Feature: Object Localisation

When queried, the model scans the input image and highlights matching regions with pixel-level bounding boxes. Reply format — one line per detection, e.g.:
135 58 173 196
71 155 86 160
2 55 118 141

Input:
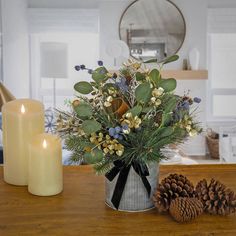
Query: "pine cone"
169 197 203 223
153 173 195 212
196 179 236 215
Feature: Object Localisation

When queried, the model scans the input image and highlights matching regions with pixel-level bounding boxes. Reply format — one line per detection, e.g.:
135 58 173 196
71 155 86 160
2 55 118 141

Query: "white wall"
2 0 30 98
99 1 131 68
208 0 236 8
171 0 207 155
28 0 100 9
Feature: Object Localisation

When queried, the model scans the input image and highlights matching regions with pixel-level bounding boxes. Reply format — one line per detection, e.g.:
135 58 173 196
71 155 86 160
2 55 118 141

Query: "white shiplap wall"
28 9 99 33
208 8 236 33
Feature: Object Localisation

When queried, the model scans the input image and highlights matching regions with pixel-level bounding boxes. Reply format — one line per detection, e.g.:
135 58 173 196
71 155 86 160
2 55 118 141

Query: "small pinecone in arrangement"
153 173 195 212
196 179 236 215
169 197 204 223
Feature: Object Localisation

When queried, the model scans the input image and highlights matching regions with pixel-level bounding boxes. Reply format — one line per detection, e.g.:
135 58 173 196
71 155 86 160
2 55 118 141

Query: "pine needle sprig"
94 158 114 175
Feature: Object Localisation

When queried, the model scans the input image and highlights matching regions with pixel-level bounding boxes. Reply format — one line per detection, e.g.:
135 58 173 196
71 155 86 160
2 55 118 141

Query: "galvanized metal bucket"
105 163 159 212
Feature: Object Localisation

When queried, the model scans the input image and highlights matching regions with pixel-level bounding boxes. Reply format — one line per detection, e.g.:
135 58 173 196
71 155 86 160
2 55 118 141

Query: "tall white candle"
2 99 44 186
28 133 63 196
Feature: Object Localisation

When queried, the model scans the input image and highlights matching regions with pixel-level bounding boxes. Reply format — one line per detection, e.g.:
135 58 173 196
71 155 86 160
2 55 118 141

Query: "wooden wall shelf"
161 70 208 80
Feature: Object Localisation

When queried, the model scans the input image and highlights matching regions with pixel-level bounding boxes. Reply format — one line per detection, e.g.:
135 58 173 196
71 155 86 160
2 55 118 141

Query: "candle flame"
43 139 47 149
21 104 25 114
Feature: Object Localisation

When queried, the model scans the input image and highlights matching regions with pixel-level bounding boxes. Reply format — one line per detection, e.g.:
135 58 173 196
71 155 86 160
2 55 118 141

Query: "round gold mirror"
119 0 186 62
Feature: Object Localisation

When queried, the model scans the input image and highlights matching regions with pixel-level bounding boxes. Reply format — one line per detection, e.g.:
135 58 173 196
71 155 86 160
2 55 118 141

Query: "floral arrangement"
56 55 202 174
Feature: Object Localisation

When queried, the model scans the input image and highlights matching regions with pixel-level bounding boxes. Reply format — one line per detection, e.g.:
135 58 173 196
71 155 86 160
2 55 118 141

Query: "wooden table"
1 164 236 236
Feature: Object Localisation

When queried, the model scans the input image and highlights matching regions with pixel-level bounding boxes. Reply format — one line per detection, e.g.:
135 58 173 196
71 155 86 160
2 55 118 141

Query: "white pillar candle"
28 133 63 196
2 99 44 186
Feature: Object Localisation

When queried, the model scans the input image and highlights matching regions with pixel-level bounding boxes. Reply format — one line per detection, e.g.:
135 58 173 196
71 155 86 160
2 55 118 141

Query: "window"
208 9 236 122
208 33 236 121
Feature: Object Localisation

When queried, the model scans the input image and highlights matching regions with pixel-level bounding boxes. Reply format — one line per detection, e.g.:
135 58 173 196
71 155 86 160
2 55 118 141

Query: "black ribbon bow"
105 160 151 209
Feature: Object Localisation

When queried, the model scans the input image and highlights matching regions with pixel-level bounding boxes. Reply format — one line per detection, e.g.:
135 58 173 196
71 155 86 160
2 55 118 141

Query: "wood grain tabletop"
0 164 236 236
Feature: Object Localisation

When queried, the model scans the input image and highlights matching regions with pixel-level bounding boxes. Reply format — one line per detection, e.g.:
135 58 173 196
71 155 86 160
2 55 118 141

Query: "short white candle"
2 99 44 185
28 133 63 196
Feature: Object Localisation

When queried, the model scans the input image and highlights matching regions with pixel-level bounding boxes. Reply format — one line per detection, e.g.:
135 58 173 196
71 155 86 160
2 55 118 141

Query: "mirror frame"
118 0 187 61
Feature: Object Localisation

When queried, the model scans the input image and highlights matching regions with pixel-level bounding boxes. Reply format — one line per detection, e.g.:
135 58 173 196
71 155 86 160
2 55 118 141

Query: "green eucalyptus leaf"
74 81 93 94
74 103 92 118
92 72 106 83
135 82 152 103
128 105 142 117
82 120 101 134
92 67 108 83
95 66 108 74
159 78 177 92
144 58 157 64
149 69 160 84
136 72 146 81
144 55 179 64
164 97 178 113
84 149 104 164
161 113 172 126
162 55 179 65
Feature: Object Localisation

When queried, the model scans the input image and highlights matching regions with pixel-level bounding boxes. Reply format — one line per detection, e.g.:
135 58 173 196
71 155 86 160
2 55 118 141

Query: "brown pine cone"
153 173 195 212
196 179 236 215
169 197 203 223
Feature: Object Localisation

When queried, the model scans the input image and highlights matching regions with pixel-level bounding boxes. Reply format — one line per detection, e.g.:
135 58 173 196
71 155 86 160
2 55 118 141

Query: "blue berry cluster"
173 96 201 122
97 60 103 66
180 96 201 111
181 100 190 110
74 60 104 74
193 97 201 103
74 64 85 71
108 125 129 140
115 77 129 93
